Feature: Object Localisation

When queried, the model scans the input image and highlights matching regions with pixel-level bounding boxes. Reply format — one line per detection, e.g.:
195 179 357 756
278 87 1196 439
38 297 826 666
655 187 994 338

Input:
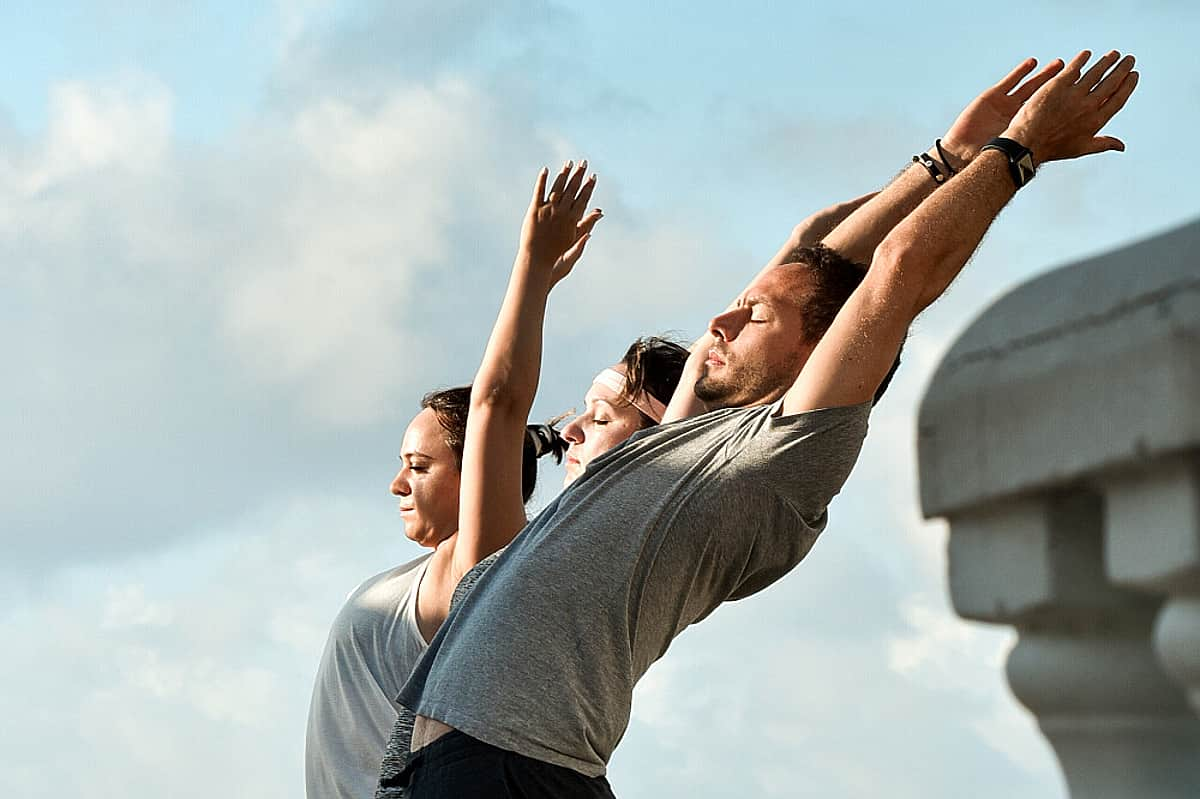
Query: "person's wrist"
997 126 1038 165
932 137 973 172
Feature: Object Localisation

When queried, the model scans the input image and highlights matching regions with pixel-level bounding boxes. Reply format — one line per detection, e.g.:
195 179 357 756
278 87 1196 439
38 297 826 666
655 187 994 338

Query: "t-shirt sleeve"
738 401 871 525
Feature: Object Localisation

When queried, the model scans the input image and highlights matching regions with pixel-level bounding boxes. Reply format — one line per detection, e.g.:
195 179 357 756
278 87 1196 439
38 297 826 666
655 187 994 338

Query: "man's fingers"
1080 50 1121 91
547 161 572 201
562 160 588 204
1096 70 1139 126
1083 135 1126 156
531 167 549 207
577 209 603 237
1092 54 1136 104
1011 59 1064 103
573 173 597 212
1061 50 1092 83
995 57 1037 94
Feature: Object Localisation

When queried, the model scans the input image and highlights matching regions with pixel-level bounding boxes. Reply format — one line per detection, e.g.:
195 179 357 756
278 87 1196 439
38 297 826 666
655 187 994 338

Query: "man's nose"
709 308 746 342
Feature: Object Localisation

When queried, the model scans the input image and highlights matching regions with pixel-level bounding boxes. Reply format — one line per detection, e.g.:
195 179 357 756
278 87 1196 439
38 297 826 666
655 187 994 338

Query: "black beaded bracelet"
934 138 958 175
913 152 947 185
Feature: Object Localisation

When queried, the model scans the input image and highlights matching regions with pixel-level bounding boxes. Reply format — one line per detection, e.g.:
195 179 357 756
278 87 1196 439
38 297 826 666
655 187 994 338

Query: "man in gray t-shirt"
388 52 1138 796
397 400 868 777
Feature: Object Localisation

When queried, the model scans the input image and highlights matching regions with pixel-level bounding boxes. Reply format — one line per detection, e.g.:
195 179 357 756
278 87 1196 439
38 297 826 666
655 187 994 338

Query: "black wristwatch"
980 137 1036 188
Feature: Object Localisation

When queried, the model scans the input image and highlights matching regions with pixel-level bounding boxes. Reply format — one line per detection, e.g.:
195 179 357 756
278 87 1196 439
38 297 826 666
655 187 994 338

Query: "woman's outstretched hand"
520 160 603 288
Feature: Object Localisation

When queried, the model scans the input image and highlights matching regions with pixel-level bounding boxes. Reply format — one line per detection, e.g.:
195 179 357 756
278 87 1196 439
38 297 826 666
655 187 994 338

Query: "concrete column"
1105 457 1200 717
946 490 1200 798
917 219 1200 797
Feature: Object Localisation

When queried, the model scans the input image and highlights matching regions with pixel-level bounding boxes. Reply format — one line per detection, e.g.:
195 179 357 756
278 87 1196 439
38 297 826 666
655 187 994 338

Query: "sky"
3 1 1198 797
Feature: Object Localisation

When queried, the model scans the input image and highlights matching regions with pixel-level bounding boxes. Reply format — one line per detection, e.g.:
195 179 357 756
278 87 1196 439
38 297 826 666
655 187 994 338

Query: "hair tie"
526 423 567 463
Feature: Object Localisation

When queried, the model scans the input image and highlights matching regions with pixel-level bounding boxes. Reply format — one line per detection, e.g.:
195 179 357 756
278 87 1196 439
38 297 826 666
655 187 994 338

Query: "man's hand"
1004 50 1138 164
939 57 1065 168
793 192 878 248
520 160 603 288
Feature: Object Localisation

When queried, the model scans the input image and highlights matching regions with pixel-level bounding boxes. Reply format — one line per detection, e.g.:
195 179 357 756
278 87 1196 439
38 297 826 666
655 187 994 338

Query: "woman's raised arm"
452 161 602 578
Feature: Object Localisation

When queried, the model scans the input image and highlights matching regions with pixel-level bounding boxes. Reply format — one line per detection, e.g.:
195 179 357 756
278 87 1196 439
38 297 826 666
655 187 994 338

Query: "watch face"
1016 152 1035 185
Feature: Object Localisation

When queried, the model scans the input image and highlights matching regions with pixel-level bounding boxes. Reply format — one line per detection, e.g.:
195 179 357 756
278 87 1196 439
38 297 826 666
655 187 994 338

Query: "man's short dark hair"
782 243 903 405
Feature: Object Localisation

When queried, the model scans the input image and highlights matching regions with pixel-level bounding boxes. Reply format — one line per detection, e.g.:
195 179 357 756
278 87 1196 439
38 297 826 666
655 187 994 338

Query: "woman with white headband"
560 339 685 486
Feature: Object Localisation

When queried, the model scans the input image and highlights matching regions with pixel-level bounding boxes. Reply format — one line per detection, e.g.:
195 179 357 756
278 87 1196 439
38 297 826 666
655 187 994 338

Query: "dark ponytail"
521 420 568 503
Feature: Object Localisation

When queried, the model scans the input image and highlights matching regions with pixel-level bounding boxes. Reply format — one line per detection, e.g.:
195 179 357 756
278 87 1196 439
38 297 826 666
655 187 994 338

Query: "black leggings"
394 729 617 799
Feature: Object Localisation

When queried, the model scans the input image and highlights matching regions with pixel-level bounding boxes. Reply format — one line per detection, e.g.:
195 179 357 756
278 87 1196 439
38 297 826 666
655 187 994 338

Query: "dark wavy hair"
781 243 902 405
421 386 564 504
616 335 690 428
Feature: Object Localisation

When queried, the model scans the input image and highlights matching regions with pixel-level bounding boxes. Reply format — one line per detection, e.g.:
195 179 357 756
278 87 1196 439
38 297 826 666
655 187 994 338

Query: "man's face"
694 267 814 409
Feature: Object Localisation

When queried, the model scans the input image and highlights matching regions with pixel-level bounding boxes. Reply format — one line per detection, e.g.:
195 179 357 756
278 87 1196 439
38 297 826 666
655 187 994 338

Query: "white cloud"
25 72 172 193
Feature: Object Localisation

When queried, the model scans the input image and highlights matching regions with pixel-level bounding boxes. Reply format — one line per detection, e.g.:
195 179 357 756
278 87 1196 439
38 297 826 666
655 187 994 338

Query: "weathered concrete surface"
918 219 1200 519
918 218 1200 798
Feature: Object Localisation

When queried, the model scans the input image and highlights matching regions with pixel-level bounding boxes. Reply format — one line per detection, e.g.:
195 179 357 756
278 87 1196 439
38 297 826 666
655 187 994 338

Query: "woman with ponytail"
305 388 565 799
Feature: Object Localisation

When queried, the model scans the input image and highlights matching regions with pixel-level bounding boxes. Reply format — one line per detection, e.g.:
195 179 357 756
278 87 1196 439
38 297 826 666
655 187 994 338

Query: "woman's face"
560 365 647 487
389 408 462 547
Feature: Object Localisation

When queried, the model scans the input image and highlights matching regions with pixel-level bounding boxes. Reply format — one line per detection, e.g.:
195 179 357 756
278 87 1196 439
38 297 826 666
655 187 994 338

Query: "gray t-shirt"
398 401 870 777
375 549 504 798
306 553 432 799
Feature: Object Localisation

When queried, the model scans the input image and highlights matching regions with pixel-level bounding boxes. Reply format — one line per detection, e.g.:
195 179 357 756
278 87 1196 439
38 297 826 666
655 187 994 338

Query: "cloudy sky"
3 1 1198 796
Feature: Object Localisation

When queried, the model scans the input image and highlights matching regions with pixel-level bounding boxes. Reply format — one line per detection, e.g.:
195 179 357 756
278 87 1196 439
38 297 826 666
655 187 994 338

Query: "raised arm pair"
784 50 1138 414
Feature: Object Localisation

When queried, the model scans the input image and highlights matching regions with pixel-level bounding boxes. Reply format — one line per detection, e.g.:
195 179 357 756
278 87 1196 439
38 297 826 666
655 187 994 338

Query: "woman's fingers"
531 167 549 207
547 161 572 202
558 233 591 273
573 173 597 212
577 208 603 237
562 160 589 204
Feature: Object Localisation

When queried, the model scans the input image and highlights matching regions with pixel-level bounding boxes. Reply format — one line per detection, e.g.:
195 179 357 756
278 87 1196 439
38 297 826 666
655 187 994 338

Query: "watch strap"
980 137 1036 188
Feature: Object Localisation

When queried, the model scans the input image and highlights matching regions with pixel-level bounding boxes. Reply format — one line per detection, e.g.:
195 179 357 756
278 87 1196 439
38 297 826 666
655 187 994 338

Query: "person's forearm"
470 253 552 416
873 149 1015 314
660 335 711 423
756 192 878 279
821 156 941 265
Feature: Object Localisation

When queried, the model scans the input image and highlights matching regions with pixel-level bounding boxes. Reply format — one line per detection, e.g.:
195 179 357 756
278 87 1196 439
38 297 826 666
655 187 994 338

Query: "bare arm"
662 193 881 423
760 192 877 273
453 162 601 578
663 59 1062 423
784 50 1139 415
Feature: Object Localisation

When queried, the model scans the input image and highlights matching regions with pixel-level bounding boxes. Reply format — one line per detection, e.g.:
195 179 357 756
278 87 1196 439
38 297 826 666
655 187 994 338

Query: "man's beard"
694 354 803 409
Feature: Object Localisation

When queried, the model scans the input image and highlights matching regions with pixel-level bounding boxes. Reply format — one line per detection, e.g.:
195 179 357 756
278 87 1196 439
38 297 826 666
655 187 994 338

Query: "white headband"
592 368 667 424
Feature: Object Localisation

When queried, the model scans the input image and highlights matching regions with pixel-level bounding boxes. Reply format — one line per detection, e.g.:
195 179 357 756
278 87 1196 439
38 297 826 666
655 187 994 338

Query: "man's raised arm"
822 56 1063 264
663 57 1067 424
784 50 1139 415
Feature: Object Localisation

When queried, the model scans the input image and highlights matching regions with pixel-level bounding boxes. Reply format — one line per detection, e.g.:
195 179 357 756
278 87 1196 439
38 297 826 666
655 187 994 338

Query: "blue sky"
2 2 1197 797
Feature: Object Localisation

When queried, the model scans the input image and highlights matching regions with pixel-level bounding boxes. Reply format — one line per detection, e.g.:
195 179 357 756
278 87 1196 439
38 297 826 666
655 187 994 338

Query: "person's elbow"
868 238 929 319
469 380 526 418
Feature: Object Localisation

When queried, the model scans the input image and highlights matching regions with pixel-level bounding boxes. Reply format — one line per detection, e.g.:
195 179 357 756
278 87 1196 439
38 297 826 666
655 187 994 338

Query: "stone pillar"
918 219 1200 797
1105 458 1200 716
